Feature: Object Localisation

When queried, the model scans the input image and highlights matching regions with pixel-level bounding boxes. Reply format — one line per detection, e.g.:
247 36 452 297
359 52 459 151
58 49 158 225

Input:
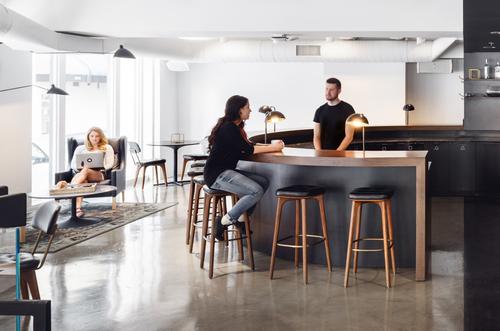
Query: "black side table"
149 140 200 185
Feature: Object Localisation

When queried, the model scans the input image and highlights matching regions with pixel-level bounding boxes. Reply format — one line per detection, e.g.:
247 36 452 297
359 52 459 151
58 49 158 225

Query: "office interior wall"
0 45 32 193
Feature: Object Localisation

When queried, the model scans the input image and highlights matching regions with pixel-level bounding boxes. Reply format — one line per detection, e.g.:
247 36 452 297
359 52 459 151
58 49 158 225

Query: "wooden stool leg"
243 212 255 270
294 200 300 268
386 199 396 275
27 271 40 300
20 272 29 299
269 198 285 279
141 165 147 190
353 202 363 274
209 197 220 279
155 165 159 185
133 165 142 188
380 201 391 288
236 225 244 261
180 159 189 181
160 163 168 187
189 184 202 253
344 201 359 287
317 195 332 272
186 180 195 245
301 198 308 284
200 195 211 269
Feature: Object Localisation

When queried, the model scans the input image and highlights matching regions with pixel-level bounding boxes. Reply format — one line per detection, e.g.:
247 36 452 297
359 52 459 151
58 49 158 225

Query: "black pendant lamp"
46 84 69 95
113 45 136 59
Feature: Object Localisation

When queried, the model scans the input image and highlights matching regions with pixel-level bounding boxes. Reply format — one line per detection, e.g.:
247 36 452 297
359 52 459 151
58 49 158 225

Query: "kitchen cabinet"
449 142 475 195
475 142 500 196
426 142 451 196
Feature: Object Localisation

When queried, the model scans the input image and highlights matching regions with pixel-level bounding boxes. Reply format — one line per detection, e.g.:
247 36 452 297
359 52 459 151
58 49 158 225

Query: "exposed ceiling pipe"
0 4 460 63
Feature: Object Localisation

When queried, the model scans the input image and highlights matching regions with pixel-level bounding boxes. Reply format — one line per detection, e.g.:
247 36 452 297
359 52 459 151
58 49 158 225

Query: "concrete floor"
0 184 464 330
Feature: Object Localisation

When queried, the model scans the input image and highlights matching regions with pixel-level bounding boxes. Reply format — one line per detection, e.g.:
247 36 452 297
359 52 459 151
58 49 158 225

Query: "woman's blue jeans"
210 169 269 222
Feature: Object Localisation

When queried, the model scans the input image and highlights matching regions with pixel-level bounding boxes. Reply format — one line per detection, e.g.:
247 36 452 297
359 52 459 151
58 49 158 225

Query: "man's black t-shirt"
313 101 355 150
204 122 255 187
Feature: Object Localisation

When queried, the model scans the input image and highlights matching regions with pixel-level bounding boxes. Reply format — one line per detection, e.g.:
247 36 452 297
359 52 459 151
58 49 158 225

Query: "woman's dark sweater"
204 122 254 187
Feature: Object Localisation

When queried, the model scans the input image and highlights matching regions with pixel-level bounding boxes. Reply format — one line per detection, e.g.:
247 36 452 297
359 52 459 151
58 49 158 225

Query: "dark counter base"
238 161 417 268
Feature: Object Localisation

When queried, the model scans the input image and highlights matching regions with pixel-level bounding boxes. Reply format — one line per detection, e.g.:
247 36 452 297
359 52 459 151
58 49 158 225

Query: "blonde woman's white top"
71 144 115 171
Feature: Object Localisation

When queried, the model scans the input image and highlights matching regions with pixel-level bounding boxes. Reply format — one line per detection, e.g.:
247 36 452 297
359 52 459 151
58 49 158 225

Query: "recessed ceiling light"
178 37 214 41
491 31 500 35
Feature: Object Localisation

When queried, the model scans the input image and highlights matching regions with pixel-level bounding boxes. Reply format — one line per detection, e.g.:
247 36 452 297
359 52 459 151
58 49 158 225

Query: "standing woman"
71 127 115 217
204 95 284 238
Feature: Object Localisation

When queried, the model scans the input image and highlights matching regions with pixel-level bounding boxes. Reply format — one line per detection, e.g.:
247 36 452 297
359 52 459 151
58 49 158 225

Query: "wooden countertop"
246 147 427 167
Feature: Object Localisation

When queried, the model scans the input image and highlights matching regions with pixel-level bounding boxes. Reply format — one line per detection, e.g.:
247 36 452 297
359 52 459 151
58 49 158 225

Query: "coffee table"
28 185 117 229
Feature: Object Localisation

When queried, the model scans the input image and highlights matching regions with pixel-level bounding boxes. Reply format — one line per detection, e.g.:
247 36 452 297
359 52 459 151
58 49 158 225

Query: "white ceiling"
1 0 463 40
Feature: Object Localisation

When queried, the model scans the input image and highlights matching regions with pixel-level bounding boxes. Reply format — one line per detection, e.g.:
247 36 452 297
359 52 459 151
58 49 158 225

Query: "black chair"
55 136 127 205
0 201 61 299
129 141 168 189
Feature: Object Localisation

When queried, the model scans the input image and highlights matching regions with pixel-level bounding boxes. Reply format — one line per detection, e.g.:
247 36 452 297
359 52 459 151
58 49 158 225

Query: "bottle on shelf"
495 61 500 79
484 59 491 79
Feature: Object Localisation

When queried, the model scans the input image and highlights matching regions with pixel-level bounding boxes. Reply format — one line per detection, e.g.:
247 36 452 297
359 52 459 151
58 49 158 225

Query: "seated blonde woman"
71 127 114 217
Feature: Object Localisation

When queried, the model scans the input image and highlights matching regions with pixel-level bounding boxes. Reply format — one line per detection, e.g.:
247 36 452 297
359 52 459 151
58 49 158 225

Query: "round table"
28 185 117 228
148 140 199 185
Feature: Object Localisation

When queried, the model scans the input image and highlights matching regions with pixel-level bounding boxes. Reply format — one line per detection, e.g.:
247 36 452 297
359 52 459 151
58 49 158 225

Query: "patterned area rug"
18 202 177 253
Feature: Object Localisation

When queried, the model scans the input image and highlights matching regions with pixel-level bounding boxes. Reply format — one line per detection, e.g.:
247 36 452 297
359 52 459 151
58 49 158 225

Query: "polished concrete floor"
0 183 470 330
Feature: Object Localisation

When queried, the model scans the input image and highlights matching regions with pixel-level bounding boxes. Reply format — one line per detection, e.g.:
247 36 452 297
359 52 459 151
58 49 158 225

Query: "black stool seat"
194 176 205 186
0 252 39 270
184 154 208 161
276 185 325 197
188 167 204 177
140 158 166 166
203 185 230 196
349 187 394 200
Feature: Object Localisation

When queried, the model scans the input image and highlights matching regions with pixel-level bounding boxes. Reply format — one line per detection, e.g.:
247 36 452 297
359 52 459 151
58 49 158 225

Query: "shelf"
464 79 500 81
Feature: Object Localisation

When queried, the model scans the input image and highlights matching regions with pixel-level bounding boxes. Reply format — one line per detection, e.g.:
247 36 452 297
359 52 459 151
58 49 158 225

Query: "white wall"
176 62 407 139
177 62 325 139
406 60 464 125
0 45 32 193
324 63 406 125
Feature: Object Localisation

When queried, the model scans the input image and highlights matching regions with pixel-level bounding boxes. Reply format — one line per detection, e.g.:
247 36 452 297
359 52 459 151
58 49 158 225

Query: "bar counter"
238 147 429 281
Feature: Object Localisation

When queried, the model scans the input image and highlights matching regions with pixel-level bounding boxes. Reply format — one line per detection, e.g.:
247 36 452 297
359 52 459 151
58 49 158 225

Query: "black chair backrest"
0 193 27 228
128 141 142 165
0 186 7 196
32 201 61 235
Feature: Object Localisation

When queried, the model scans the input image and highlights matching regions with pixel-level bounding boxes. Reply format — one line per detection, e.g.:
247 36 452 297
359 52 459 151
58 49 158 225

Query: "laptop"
75 152 104 170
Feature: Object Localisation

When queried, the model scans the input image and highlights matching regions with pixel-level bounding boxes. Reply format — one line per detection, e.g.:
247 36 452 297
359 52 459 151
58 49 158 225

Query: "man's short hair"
326 77 341 89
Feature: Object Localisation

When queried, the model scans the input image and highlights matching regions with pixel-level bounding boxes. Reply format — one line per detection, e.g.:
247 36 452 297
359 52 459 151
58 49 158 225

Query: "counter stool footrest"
351 238 394 252
277 234 325 248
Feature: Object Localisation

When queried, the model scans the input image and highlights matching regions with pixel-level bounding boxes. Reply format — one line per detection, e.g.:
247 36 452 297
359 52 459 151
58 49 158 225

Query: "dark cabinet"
476 143 500 195
426 142 451 196
449 142 475 195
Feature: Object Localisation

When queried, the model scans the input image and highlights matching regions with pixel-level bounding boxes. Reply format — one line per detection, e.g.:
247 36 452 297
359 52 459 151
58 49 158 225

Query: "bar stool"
344 187 396 288
269 185 332 284
181 154 208 181
188 175 207 253
200 186 254 279
185 167 205 245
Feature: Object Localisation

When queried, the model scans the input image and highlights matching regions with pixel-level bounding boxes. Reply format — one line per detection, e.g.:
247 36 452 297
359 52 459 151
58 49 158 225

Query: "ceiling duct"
0 4 460 63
